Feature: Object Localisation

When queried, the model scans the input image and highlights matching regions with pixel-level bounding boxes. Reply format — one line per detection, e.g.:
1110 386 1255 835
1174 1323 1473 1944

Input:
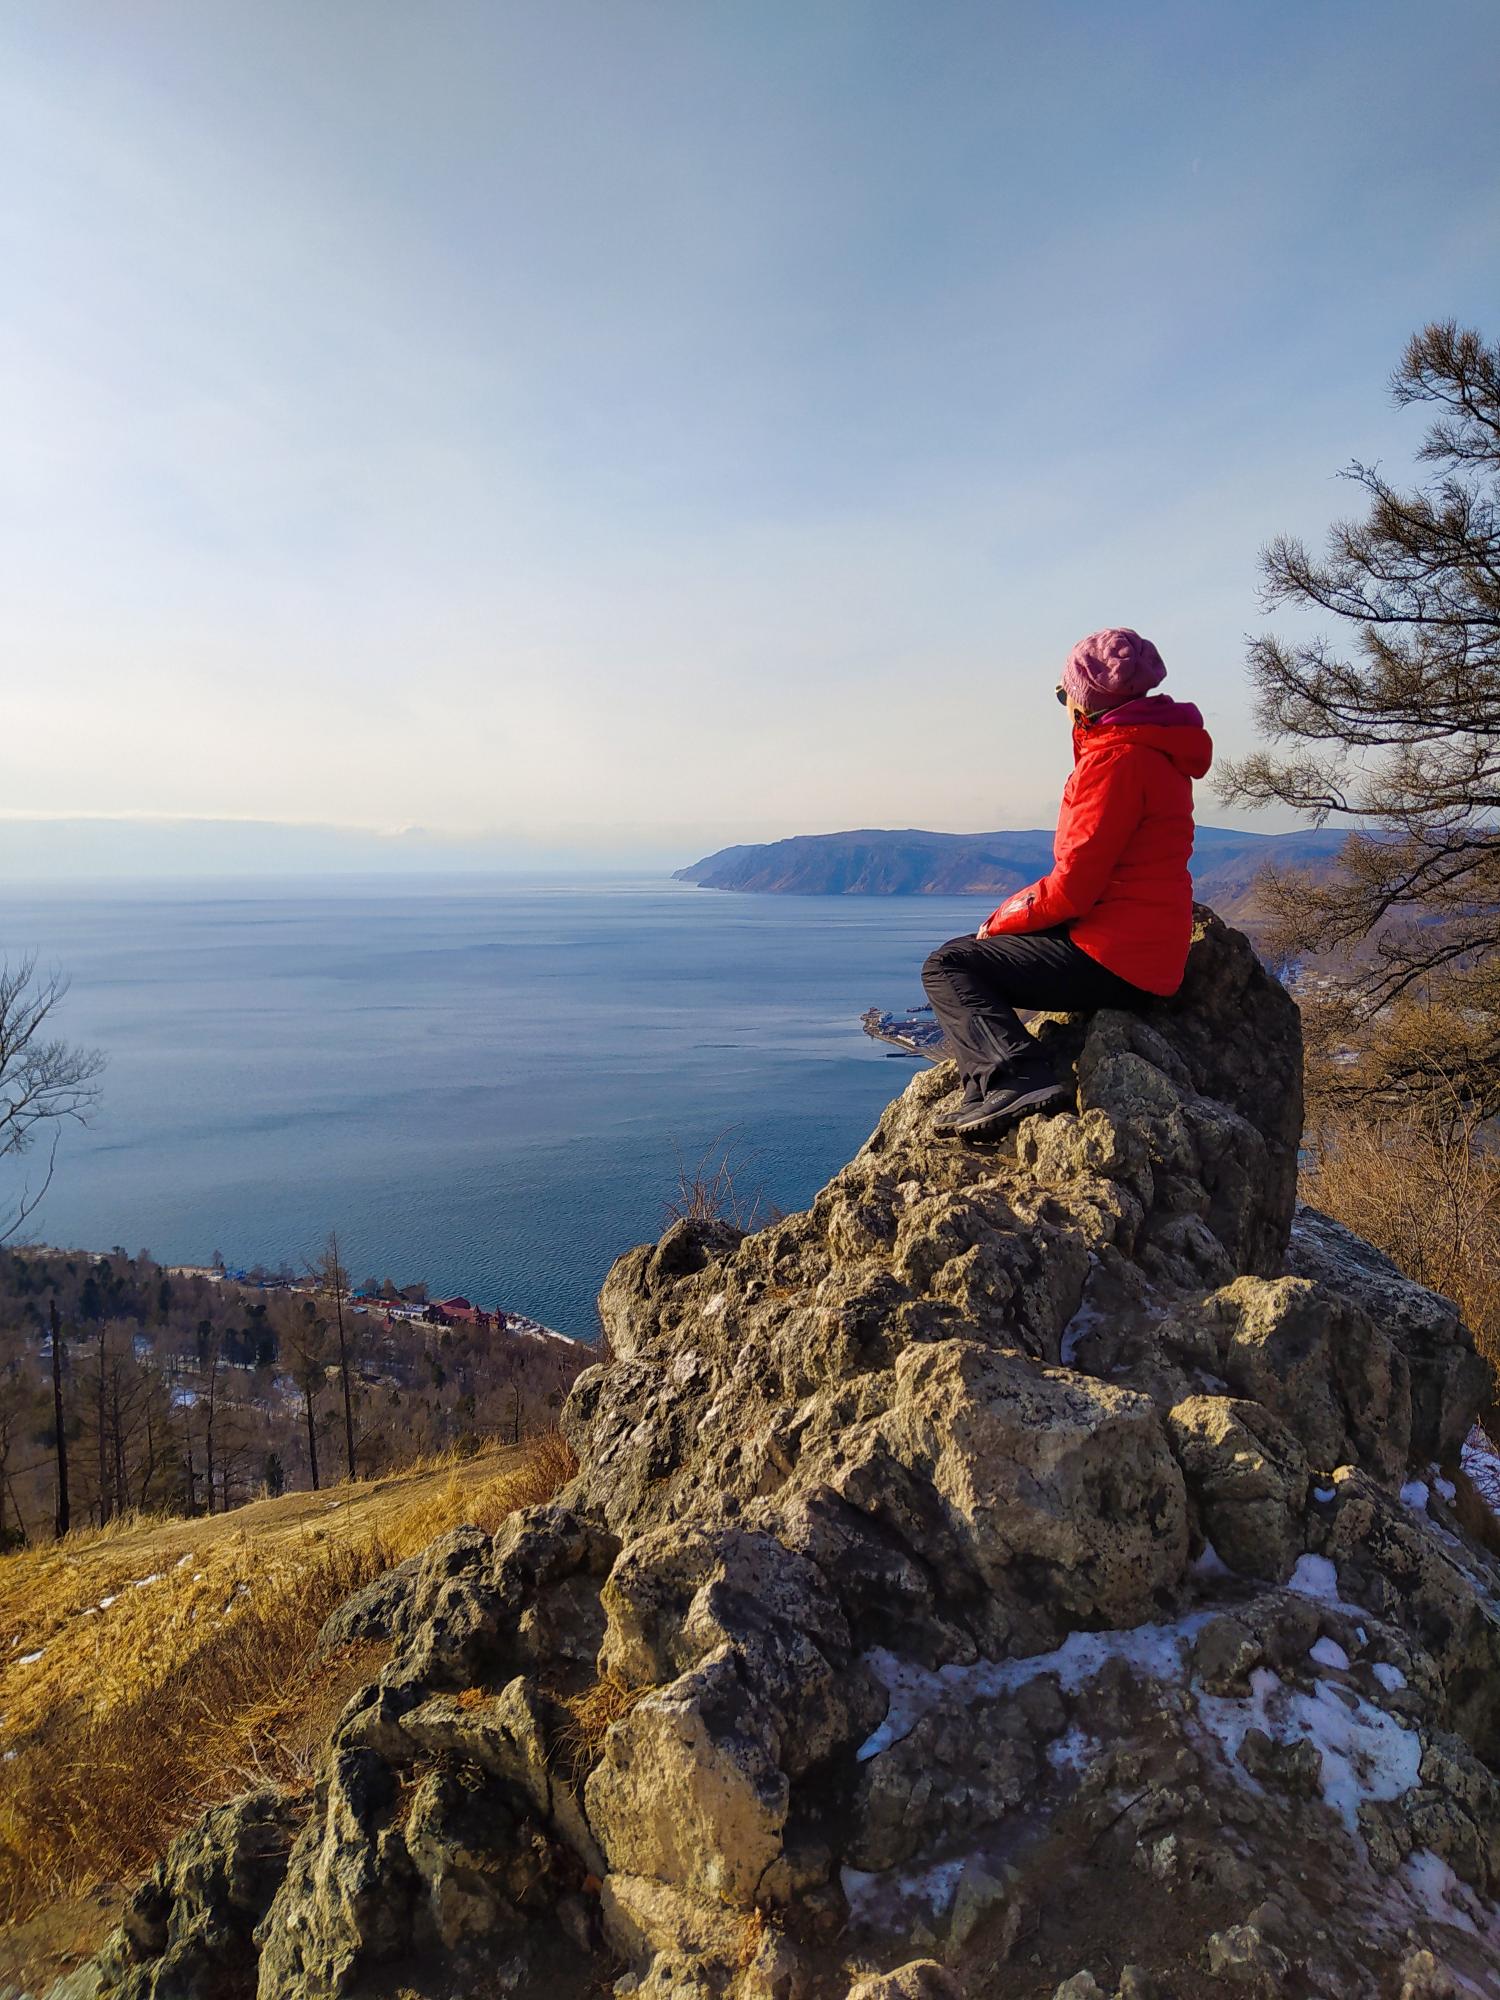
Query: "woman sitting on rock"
921 627 1212 1138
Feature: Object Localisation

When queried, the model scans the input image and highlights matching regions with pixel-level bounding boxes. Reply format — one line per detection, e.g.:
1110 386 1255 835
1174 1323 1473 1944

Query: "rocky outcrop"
47 1792 301 2000
56 910 1500 2000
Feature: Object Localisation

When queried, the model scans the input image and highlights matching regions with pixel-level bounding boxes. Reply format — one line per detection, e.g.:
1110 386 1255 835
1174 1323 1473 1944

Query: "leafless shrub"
664 1130 775 1232
0 957 104 1242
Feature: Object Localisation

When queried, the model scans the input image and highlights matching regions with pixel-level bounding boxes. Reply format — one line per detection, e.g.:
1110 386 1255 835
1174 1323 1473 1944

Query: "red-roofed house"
431 1296 493 1329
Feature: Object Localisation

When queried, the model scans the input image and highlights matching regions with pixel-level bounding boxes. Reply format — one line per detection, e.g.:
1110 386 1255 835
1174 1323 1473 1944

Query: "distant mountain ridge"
674 824 1348 917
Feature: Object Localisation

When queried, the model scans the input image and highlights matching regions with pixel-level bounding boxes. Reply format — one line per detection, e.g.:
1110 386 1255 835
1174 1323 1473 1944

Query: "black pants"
920 926 1146 1097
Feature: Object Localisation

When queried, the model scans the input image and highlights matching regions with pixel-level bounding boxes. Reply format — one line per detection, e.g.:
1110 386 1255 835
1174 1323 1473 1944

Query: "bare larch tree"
312 1230 358 1481
0 958 104 1242
1220 322 1500 1111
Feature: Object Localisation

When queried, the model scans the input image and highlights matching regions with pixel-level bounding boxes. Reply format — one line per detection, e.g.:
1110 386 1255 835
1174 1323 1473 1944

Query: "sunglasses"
1055 685 1068 707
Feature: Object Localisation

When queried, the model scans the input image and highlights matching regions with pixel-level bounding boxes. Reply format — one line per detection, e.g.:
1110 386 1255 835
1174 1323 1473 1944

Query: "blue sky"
2 1 1496 869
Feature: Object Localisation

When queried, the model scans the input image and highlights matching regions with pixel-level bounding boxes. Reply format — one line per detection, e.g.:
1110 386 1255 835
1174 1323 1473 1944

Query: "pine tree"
1222 322 1500 1110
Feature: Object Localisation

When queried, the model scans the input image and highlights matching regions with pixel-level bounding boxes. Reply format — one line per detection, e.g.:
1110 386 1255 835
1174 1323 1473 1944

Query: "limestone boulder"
849 1340 1188 1639
584 1648 788 1905
1213 1274 1412 1481
1289 1204 1492 1460
1166 1394 1308 1581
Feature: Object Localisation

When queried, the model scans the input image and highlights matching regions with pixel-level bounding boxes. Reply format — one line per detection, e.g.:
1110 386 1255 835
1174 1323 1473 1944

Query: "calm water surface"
0 878 989 1338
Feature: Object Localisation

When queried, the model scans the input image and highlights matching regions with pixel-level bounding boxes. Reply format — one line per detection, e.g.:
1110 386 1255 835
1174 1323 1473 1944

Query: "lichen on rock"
55 909 1500 2000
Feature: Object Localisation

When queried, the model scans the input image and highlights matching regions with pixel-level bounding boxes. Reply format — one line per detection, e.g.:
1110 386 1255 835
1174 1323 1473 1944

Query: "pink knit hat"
1061 628 1167 710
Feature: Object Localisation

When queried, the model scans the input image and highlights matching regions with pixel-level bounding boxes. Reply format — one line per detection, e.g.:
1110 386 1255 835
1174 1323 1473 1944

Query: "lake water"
0 879 990 1339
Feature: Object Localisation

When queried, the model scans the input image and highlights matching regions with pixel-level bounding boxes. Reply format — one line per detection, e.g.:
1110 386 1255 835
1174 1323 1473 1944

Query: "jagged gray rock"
54 911 1500 2000
48 1791 300 2000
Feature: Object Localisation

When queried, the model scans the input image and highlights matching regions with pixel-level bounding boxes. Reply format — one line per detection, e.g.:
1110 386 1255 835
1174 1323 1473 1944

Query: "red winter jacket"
980 695 1213 996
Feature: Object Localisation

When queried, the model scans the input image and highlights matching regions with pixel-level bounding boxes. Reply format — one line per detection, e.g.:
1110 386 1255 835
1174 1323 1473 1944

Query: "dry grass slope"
0 1431 577 1933
1302 1102 1500 1394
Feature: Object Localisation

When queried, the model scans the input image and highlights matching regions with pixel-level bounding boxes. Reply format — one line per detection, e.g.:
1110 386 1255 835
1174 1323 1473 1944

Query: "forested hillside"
675 823 1348 916
0 1247 587 1546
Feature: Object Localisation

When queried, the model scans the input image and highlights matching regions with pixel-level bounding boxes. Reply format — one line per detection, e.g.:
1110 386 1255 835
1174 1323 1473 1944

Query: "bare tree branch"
1220 321 1500 1109
0 960 104 1240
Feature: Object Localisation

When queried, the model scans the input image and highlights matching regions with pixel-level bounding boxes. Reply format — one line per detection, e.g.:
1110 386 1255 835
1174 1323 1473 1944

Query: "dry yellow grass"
1301 1101 1500 1391
0 1431 577 1930
554 1672 645 1789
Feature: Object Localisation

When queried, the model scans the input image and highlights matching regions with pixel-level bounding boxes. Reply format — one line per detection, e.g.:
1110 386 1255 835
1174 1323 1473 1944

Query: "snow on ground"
841 1854 968 1927
1190 1540 1234 1580
1402 1479 1431 1513
858 1612 1218 1762
857 1552 1427 1881
1046 1724 1097 1773
1287 1553 1366 1615
15 1650 43 1666
1309 1636 1350 1671
1198 1669 1422 1832
849 1505 1500 1955
1404 1850 1484 1940
1463 1426 1500 1523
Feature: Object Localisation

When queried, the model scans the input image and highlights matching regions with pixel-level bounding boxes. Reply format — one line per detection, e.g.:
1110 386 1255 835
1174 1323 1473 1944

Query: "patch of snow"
1433 1474 1457 1504
841 1854 967 1927
1371 1662 1407 1693
1060 1295 1106 1368
133 1572 163 1588
1046 1724 1097 1773
192 1572 205 1583
1190 1540 1234 1580
1196 1665 1280 1777
1403 1849 1482 1939
1 1748 14 1762
176 1553 193 1567
1310 1637 1350 1672
1401 1479 1430 1513
1461 1425 1500 1522
16 1650 43 1666
97 1595 116 1609
1287 1553 1363 1613
858 1610 1215 1762
1199 1668 1421 1833
171 1387 198 1407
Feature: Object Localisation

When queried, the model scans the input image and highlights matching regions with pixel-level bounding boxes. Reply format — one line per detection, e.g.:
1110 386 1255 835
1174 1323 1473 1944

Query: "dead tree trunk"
50 1297 69 1538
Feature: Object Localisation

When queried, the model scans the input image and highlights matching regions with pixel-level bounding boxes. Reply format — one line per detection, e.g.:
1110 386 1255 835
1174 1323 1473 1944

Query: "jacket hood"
1087 693 1212 779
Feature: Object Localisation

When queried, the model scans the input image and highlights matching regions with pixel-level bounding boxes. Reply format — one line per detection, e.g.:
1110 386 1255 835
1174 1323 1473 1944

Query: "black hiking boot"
942 1059 1070 1138
931 1076 983 1135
